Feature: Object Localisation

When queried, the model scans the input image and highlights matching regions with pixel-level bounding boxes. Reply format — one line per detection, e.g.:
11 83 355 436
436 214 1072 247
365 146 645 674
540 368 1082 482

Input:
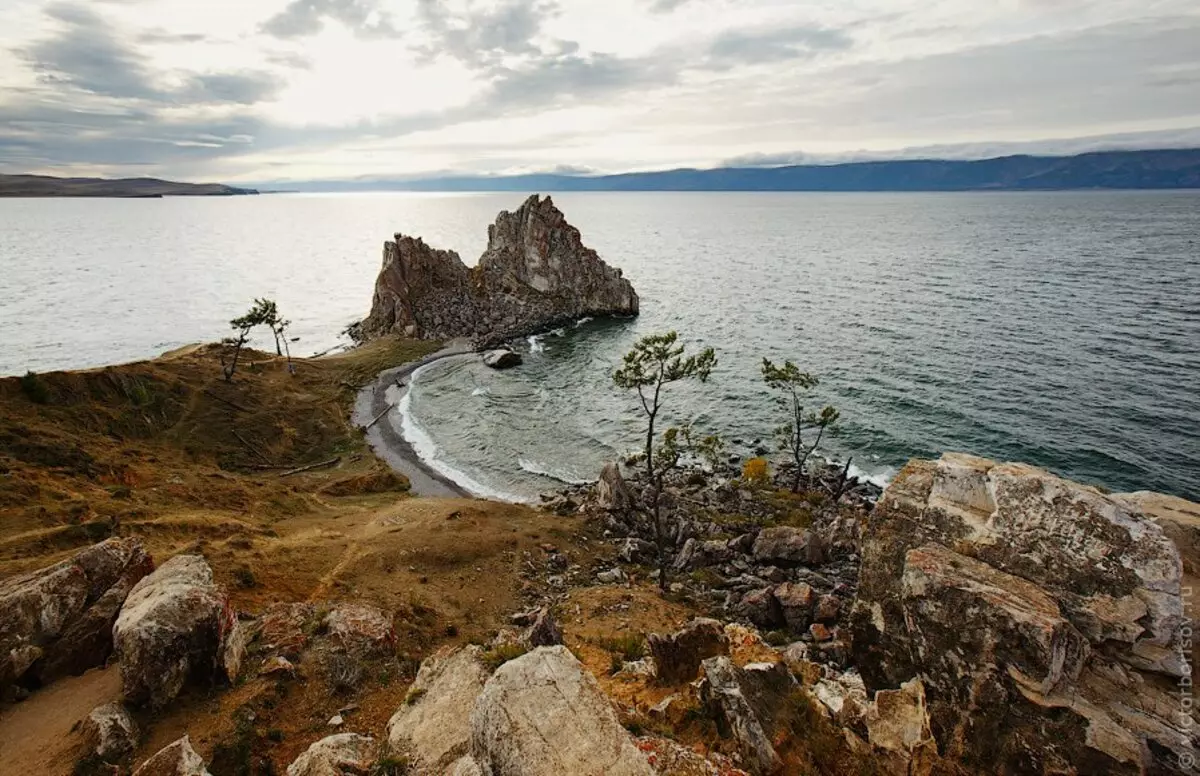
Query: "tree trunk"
832 457 853 502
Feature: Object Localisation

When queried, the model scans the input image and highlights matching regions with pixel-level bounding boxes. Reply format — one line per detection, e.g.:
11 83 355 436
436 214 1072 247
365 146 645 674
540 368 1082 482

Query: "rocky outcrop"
388 645 491 774
349 195 639 346
0 537 152 696
850 453 1196 775
648 618 729 685
698 657 795 775
132 736 212 776
113 554 243 709
471 645 654 776
286 733 378 776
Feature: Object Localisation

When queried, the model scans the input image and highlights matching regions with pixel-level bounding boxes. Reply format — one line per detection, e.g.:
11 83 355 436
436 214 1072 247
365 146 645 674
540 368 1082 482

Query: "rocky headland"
347 194 639 348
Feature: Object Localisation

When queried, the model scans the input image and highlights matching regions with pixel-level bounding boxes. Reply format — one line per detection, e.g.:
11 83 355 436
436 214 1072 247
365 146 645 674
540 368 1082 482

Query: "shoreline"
352 342 475 498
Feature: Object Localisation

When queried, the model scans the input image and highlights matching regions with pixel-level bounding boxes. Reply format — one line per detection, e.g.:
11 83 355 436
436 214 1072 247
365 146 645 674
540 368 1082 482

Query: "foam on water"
518 457 594 486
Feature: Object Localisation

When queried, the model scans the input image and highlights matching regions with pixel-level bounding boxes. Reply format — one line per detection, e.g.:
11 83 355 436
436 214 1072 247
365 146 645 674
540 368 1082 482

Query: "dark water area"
1 191 1196 502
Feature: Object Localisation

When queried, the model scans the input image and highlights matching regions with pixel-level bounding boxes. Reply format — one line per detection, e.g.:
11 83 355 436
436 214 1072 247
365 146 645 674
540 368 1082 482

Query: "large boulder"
698 657 795 775
597 462 633 512
113 555 242 709
648 618 729 685
850 453 1196 775
0 537 152 695
751 527 817 566
322 602 395 659
388 646 491 774
286 734 378 776
470 645 653 775
349 195 639 346
132 736 212 776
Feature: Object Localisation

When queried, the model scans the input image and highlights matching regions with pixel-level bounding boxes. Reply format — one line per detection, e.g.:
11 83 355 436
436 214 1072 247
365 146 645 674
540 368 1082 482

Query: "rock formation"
349 195 639 347
0 537 152 697
849 452 1196 775
113 554 244 708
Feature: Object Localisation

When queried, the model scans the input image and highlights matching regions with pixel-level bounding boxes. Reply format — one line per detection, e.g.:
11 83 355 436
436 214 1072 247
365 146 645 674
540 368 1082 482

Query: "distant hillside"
0 174 258 198
280 148 1200 192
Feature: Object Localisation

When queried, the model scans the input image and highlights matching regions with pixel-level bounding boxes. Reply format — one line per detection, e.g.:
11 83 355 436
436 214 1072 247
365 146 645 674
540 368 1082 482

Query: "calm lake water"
1 192 1197 501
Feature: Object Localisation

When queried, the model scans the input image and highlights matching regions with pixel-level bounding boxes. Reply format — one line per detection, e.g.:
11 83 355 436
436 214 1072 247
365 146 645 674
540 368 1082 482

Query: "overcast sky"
1 0 1198 182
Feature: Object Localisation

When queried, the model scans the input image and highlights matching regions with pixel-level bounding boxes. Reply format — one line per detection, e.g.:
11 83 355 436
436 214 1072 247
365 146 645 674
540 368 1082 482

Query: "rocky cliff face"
349 195 639 346
849 453 1196 775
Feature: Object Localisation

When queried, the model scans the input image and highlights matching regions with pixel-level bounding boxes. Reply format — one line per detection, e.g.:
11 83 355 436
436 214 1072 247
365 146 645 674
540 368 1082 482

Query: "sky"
1 0 1199 182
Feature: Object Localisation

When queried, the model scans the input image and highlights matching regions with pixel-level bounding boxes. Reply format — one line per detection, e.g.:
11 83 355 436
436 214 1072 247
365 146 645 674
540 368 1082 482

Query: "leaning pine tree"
761 358 839 492
614 331 716 591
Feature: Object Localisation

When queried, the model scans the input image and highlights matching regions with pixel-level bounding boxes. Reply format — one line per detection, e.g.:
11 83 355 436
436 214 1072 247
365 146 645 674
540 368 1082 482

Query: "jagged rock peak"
348 194 639 346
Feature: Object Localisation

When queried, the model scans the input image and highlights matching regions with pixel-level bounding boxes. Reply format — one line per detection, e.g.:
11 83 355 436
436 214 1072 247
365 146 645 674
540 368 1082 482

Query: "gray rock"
773 582 816 632
81 702 138 763
597 462 633 512
752 526 816 566
286 733 378 776
851 453 1196 775
698 657 787 775
113 555 240 709
469 646 653 776
482 349 522 369
132 736 212 776
596 568 626 584
388 646 490 774
0 538 153 695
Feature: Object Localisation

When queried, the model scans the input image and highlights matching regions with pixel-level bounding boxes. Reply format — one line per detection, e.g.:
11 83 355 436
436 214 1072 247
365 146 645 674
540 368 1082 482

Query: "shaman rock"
350 195 638 346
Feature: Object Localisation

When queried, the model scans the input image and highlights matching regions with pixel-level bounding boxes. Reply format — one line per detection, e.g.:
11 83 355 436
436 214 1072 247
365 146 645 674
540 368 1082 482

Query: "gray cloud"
260 0 401 40
647 0 693 12
18 3 284 106
706 24 854 68
137 29 208 44
414 0 560 69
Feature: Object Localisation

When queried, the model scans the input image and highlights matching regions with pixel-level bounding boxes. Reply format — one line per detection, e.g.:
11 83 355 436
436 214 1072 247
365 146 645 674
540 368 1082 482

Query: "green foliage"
481 643 529 672
761 358 840 492
223 297 293 382
19 371 50 404
613 331 718 592
595 633 647 663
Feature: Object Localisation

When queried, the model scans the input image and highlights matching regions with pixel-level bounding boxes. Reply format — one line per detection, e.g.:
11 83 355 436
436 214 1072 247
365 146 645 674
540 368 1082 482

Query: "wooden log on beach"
279 457 341 478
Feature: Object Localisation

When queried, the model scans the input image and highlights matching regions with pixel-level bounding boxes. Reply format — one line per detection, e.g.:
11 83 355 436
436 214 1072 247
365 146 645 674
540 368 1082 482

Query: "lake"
1 191 1197 501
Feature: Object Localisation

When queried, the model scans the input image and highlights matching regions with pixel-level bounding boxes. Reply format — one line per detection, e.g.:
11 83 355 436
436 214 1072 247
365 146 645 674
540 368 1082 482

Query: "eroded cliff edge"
347 194 639 347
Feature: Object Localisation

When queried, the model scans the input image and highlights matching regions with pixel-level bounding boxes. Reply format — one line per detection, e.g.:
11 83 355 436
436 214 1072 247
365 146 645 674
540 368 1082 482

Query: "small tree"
221 300 271 382
761 358 840 492
256 299 295 374
614 331 716 591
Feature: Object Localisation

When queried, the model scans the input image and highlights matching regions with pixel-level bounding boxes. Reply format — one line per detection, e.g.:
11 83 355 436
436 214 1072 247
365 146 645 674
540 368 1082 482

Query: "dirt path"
0 665 121 774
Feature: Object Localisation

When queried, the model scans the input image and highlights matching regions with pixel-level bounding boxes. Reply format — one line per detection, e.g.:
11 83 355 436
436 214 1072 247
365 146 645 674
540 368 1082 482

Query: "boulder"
132 736 212 776
388 645 491 774
257 602 316 659
322 603 395 659
81 702 139 763
482 349 522 369
648 618 729 685
523 607 563 648
850 453 1196 775
814 594 841 624
864 678 936 776
349 195 639 345
597 462 634 512
469 645 653 775
0 538 152 694
772 582 815 632
751 527 816 566
286 733 378 776
113 555 241 708
737 588 783 630
698 657 791 775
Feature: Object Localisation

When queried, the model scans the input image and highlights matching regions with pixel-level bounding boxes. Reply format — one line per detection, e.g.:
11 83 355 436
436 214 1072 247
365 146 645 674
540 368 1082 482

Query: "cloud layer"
0 0 1198 181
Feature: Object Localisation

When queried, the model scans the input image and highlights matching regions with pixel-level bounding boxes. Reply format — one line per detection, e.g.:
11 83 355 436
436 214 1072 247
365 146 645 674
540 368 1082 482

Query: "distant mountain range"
0 174 258 198
274 148 1200 192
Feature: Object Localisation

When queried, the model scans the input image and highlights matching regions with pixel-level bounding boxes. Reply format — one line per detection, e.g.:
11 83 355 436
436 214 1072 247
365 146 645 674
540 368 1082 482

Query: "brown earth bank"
1 341 1198 776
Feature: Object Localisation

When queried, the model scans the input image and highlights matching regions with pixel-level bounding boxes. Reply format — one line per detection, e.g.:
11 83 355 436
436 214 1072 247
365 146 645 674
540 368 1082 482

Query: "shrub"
19 371 50 404
481 643 528 672
742 457 771 486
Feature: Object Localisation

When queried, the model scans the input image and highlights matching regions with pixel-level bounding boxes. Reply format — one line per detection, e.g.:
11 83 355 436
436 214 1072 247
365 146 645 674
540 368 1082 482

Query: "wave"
845 460 895 490
518 457 594 486
471 386 489 397
398 363 532 504
527 334 546 353
574 316 594 327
